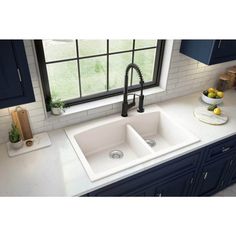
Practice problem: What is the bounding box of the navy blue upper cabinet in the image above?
[0,40,35,109]
[180,40,236,65]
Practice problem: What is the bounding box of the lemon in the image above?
[208,92,216,98]
[214,107,221,115]
[216,91,224,98]
[208,88,215,93]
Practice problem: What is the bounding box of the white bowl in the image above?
[201,93,223,105]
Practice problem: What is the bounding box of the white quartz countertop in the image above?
[0,90,236,196]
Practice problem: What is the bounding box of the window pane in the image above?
[109,53,132,90]
[80,56,107,96]
[109,40,133,53]
[46,61,80,100]
[79,40,106,57]
[133,49,156,85]
[135,40,157,49]
[43,40,76,62]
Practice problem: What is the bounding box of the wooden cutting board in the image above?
[11,107,33,140]
[194,106,228,125]
[11,110,24,140]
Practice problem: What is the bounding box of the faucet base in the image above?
[137,108,144,113]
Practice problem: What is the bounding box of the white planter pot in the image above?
[10,140,23,150]
[51,107,64,116]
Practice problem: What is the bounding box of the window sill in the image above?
[46,86,165,121]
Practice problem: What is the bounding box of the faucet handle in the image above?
[137,94,144,113]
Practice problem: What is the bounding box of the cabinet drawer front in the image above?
[87,150,202,196]
[206,137,236,163]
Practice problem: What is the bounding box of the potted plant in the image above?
[49,98,65,115]
[9,124,23,149]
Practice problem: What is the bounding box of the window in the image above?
[35,40,165,108]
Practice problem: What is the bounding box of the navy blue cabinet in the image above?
[0,40,35,109]
[180,40,236,65]
[124,171,194,197]
[152,171,194,197]
[196,157,231,196]
[223,152,236,187]
[194,135,236,196]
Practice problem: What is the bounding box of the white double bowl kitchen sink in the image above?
[65,106,200,181]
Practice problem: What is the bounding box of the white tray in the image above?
[194,107,228,125]
[7,132,51,157]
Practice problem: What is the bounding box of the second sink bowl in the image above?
[65,106,200,181]
[130,111,198,153]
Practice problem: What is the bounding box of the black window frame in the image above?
[34,40,165,109]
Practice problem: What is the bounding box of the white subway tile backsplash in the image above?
[0,109,9,117]
[24,101,43,110]
[29,114,46,123]
[0,115,12,124]
[0,39,235,144]
[87,105,113,115]
[27,108,45,117]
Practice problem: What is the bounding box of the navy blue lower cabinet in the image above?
[194,135,236,196]
[195,158,231,196]
[152,171,194,197]
[224,152,236,186]
[124,171,194,197]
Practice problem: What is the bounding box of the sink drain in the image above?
[145,139,156,147]
[109,150,124,159]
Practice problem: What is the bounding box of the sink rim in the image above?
[65,105,200,181]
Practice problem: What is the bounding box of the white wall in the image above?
[0,40,235,144]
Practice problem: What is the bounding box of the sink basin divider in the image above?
[126,124,155,155]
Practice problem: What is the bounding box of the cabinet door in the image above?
[180,40,214,65]
[197,158,230,196]
[225,152,236,186]
[212,40,236,60]
[153,172,194,197]
[0,41,23,100]
[0,40,35,109]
